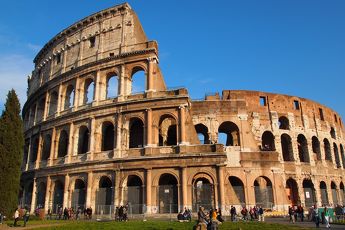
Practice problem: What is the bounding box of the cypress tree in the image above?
[0,89,24,217]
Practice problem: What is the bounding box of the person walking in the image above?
[258,206,264,222]
[23,206,30,227]
[324,207,331,229]
[313,205,320,228]
[13,208,20,227]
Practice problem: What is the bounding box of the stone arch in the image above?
[254,176,274,208]
[106,72,119,99]
[218,121,240,146]
[57,130,68,158]
[30,136,39,163]
[194,123,210,144]
[71,179,86,209]
[24,181,33,208]
[340,144,345,168]
[84,78,94,104]
[333,143,341,168]
[152,170,179,187]
[131,66,146,94]
[36,97,45,122]
[125,175,144,214]
[331,181,338,205]
[261,131,275,151]
[312,136,321,161]
[41,134,52,160]
[129,117,144,148]
[159,114,177,146]
[36,182,46,208]
[64,84,75,110]
[78,125,89,154]
[324,138,332,161]
[227,176,245,205]
[281,134,294,161]
[192,173,215,211]
[320,181,329,205]
[278,116,290,130]
[95,176,113,214]
[48,91,58,116]
[340,182,345,204]
[286,178,299,206]
[52,180,64,213]
[297,134,310,163]
[330,127,336,139]
[158,173,178,213]
[303,179,316,208]
[101,121,115,151]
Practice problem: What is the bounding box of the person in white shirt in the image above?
[13,208,19,227]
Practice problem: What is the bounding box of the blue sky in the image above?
[0,0,344,119]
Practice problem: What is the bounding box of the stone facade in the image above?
[20,3,345,215]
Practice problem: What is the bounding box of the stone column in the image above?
[146,169,152,214]
[56,84,63,116]
[146,58,156,92]
[30,178,37,213]
[74,78,80,110]
[114,170,120,207]
[43,91,49,121]
[181,167,188,209]
[179,106,187,145]
[49,128,56,166]
[217,165,225,212]
[44,176,51,212]
[33,103,38,126]
[89,117,96,160]
[25,137,32,171]
[86,172,93,209]
[63,174,70,208]
[314,180,322,206]
[115,113,122,157]
[118,65,125,100]
[67,122,74,163]
[93,70,100,105]
[297,179,305,206]
[35,133,43,169]
[146,109,153,147]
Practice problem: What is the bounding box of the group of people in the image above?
[114,205,128,221]
[196,206,224,230]
[13,207,30,227]
[288,205,304,222]
[177,208,192,221]
[47,206,93,220]
[230,205,264,222]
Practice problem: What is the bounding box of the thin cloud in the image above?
[27,43,42,52]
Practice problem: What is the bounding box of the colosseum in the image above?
[20,3,345,216]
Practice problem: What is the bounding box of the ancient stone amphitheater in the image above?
[20,3,345,215]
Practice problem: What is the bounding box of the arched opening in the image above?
[30,137,39,163]
[340,182,345,205]
[297,134,310,163]
[131,67,146,94]
[312,136,321,161]
[331,181,338,205]
[324,139,332,161]
[129,118,144,148]
[96,176,113,214]
[278,116,290,130]
[158,174,178,213]
[254,176,274,209]
[194,124,210,144]
[303,179,316,208]
[330,127,336,139]
[53,180,64,213]
[48,91,58,116]
[36,98,45,122]
[218,121,240,146]
[24,182,33,208]
[72,179,86,209]
[126,175,143,214]
[286,178,299,206]
[192,176,214,211]
[84,79,94,104]
[57,130,68,158]
[281,134,294,161]
[261,131,275,151]
[228,176,245,205]
[320,181,329,205]
[106,74,118,99]
[36,182,46,208]
[334,143,341,168]
[340,144,345,169]
[101,122,115,151]
[159,115,177,146]
[64,85,75,110]
[29,105,36,125]
[78,126,89,154]
[41,134,51,161]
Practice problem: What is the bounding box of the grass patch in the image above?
[31,220,309,230]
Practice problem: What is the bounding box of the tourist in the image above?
[23,206,30,227]
[13,208,20,227]
[288,206,295,223]
[197,206,208,229]
[63,207,68,220]
[177,211,184,221]
[47,208,52,220]
[183,207,192,221]
[230,205,236,222]
[313,205,320,228]
[249,207,254,221]
[241,206,248,221]
[58,206,63,220]
[299,205,304,222]
[216,209,224,223]
[324,207,330,229]
[258,206,264,222]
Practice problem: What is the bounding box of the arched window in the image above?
[53,180,64,213]
[261,131,275,151]
[320,181,329,205]
[192,177,214,211]
[303,179,316,208]
[159,115,177,146]
[254,176,274,208]
[129,118,144,148]
[78,126,89,154]
[228,176,245,205]
[195,124,210,144]
[312,136,321,161]
[30,137,39,163]
[36,182,46,208]
[72,179,86,209]
[126,175,143,214]
[131,67,146,94]
[297,134,309,163]
[340,144,345,169]
[36,98,45,122]
[48,91,58,116]
[106,74,118,99]
[158,174,178,213]
[41,134,51,160]
[58,130,68,158]
[278,116,289,130]
[84,79,94,104]
[331,181,338,205]
[102,122,115,151]
[286,178,299,206]
[218,121,240,146]
[64,85,75,110]
[333,143,341,168]
[96,176,113,214]
[330,127,336,139]
[324,139,332,161]
[281,134,294,161]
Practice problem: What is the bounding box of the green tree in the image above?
[0,89,24,217]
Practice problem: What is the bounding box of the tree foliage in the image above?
[0,89,24,217]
